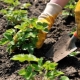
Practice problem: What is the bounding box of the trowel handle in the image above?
[74,31,78,38]
[73,31,80,39]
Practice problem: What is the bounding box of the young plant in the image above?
[0,0,31,25]
[69,51,80,56]
[62,0,77,17]
[0,0,20,6]
[0,17,48,54]
[0,0,48,54]
[11,54,65,80]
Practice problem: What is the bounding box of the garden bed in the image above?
[0,0,80,80]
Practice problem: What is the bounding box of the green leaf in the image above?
[11,54,39,62]
[0,0,20,6]
[13,0,20,6]
[45,70,64,79]
[69,51,79,56]
[11,54,28,62]
[3,33,13,41]
[42,22,48,27]
[5,29,15,34]
[24,65,33,80]
[45,71,55,79]
[36,22,44,30]
[43,61,58,70]
[10,40,15,45]
[18,68,26,76]
[6,44,16,53]
[3,29,15,41]
[0,0,14,4]
[60,76,70,80]
[54,70,64,77]
[14,25,21,30]
[44,28,49,33]
[28,43,34,54]
[26,54,39,62]
[21,3,31,9]
[19,66,36,80]
[0,38,9,45]
[38,58,43,67]
[0,9,7,14]
[26,32,36,38]
[22,43,28,50]
[32,64,40,71]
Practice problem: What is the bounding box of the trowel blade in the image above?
[45,33,77,62]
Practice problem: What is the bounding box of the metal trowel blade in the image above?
[45,33,77,62]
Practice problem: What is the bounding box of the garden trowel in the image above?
[45,33,77,62]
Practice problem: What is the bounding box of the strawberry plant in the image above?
[0,0,31,25]
[69,51,80,56]
[11,54,64,80]
[0,0,48,54]
[0,18,48,54]
[62,0,77,17]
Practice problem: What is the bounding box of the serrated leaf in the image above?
[43,61,58,70]
[11,54,39,62]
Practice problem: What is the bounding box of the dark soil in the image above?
[0,0,80,80]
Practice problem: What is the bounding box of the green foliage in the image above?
[0,17,48,54]
[62,0,77,16]
[0,0,31,25]
[11,54,39,62]
[69,51,80,56]
[0,0,20,6]
[1,9,27,25]
[11,54,64,80]
[0,0,48,54]
[60,76,70,80]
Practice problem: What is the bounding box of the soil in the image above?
[0,0,80,80]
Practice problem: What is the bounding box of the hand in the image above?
[66,35,77,50]
[36,2,62,49]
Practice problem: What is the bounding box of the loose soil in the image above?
[0,0,80,80]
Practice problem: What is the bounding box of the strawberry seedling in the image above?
[62,0,77,17]
[11,54,64,80]
[0,0,31,25]
[0,17,48,54]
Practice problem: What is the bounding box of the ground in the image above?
[0,0,80,80]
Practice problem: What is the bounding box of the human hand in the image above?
[36,2,62,48]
